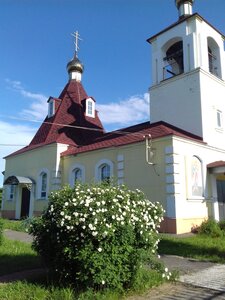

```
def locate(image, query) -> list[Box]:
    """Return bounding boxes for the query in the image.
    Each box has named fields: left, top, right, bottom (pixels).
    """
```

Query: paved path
left=3, top=229, right=33, bottom=243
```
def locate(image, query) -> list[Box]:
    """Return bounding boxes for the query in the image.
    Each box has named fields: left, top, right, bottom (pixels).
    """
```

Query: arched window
left=73, top=168, right=82, bottom=185
left=163, top=40, right=184, bottom=80
left=40, top=172, right=47, bottom=198
left=207, top=37, right=221, bottom=78
left=38, top=169, right=49, bottom=199
left=100, top=164, right=110, bottom=182
left=69, top=164, right=85, bottom=187
left=85, top=97, right=95, bottom=118
left=191, top=156, right=203, bottom=197
left=95, top=159, right=113, bottom=183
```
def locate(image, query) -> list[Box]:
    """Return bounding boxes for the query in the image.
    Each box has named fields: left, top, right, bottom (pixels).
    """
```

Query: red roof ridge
left=61, top=121, right=203, bottom=157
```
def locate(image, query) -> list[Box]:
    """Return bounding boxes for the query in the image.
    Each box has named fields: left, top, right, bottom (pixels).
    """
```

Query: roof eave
left=147, top=13, right=225, bottom=44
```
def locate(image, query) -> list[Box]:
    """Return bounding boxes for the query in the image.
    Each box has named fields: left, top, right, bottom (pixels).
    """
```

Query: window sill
left=187, top=197, right=205, bottom=202
left=215, top=127, right=223, bottom=133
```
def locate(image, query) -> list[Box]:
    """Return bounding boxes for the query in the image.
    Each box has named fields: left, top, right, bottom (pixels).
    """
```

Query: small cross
left=71, top=31, right=82, bottom=57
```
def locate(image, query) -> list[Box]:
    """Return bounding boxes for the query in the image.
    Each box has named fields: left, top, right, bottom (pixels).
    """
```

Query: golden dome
left=67, top=56, right=84, bottom=74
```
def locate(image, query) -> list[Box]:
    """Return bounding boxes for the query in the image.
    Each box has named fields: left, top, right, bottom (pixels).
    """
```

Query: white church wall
left=150, top=69, right=203, bottom=137
left=169, top=136, right=225, bottom=233
left=199, top=69, right=225, bottom=148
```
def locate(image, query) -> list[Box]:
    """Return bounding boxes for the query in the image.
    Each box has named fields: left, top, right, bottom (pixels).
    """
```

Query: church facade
left=2, top=1, right=225, bottom=234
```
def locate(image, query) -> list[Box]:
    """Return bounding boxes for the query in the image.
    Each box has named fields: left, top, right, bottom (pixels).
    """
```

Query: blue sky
left=0, top=0, right=225, bottom=186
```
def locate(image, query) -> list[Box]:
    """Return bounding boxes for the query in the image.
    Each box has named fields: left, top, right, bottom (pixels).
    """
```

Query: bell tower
left=148, top=0, right=225, bottom=148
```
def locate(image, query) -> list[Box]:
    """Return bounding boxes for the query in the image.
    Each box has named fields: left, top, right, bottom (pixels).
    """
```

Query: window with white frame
left=95, top=159, right=113, bottom=183
left=85, top=98, right=95, bottom=118
left=216, top=110, right=223, bottom=128
left=48, top=99, right=55, bottom=118
left=100, top=164, right=110, bottom=182
left=41, top=172, right=47, bottom=198
left=69, top=164, right=85, bottom=187
left=8, top=185, right=15, bottom=200
left=73, top=168, right=82, bottom=185
left=38, top=170, right=48, bottom=199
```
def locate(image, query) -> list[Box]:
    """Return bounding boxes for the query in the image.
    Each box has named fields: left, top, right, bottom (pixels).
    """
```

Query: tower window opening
left=207, top=37, right=221, bottom=79
left=163, top=41, right=184, bottom=80
left=208, top=47, right=218, bottom=77
left=217, top=110, right=223, bottom=128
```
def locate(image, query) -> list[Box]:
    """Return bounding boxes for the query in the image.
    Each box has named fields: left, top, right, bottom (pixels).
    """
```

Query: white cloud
left=5, top=79, right=48, bottom=120
left=97, top=93, right=150, bottom=128
left=0, top=120, right=37, bottom=186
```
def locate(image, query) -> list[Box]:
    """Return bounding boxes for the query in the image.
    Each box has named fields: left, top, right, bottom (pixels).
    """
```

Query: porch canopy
left=4, top=175, right=34, bottom=185
left=207, top=161, right=225, bottom=174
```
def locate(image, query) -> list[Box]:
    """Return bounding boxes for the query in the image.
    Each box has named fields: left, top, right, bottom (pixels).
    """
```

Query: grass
left=0, top=237, right=42, bottom=276
left=0, top=237, right=165, bottom=299
left=158, top=234, right=225, bottom=263
left=0, top=218, right=28, bottom=232
left=0, top=281, right=124, bottom=300
left=0, top=268, right=164, bottom=300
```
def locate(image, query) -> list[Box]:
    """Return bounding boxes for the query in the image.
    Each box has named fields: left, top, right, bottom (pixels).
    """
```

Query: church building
left=2, top=0, right=225, bottom=234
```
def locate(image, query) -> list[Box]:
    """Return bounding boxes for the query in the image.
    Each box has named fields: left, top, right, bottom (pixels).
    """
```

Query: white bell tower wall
left=149, top=13, right=225, bottom=148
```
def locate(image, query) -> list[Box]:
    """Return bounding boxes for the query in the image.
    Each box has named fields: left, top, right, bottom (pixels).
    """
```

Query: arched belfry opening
left=207, top=37, right=221, bottom=78
left=163, top=40, right=184, bottom=80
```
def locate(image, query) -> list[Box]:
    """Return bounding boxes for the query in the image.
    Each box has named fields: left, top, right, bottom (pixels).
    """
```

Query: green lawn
left=1, top=218, right=28, bottom=232
left=0, top=237, right=42, bottom=276
left=0, top=237, right=164, bottom=300
left=159, top=234, right=225, bottom=263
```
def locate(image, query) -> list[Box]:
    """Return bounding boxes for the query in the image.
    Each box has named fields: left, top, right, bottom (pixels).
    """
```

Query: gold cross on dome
left=71, top=31, right=82, bottom=57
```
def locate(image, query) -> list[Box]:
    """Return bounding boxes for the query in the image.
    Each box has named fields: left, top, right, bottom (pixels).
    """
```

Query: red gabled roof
left=207, top=161, right=225, bottom=168
left=61, top=121, right=203, bottom=157
left=6, top=80, right=105, bottom=158
left=30, top=80, right=104, bottom=146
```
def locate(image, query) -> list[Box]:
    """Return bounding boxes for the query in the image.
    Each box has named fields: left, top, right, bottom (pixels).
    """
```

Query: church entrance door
left=21, top=187, right=30, bottom=218
left=216, top=180, right=225, bottom=220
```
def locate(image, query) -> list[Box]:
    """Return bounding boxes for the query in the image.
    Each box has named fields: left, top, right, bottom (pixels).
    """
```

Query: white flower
left=102, top=280, right=105, bottom=285
left=92, top=231, right=98, bottom=236
left=165, top=267, right=168, bottom=272
left=60, top=211, right=65, bottom=216
left=98, top=247, right=102, bottom=252
left=65, top=202, right=69, bottom=206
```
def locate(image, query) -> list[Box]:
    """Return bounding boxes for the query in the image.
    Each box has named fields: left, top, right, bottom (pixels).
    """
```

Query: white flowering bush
left=29, top=183, right=164, bottom=290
